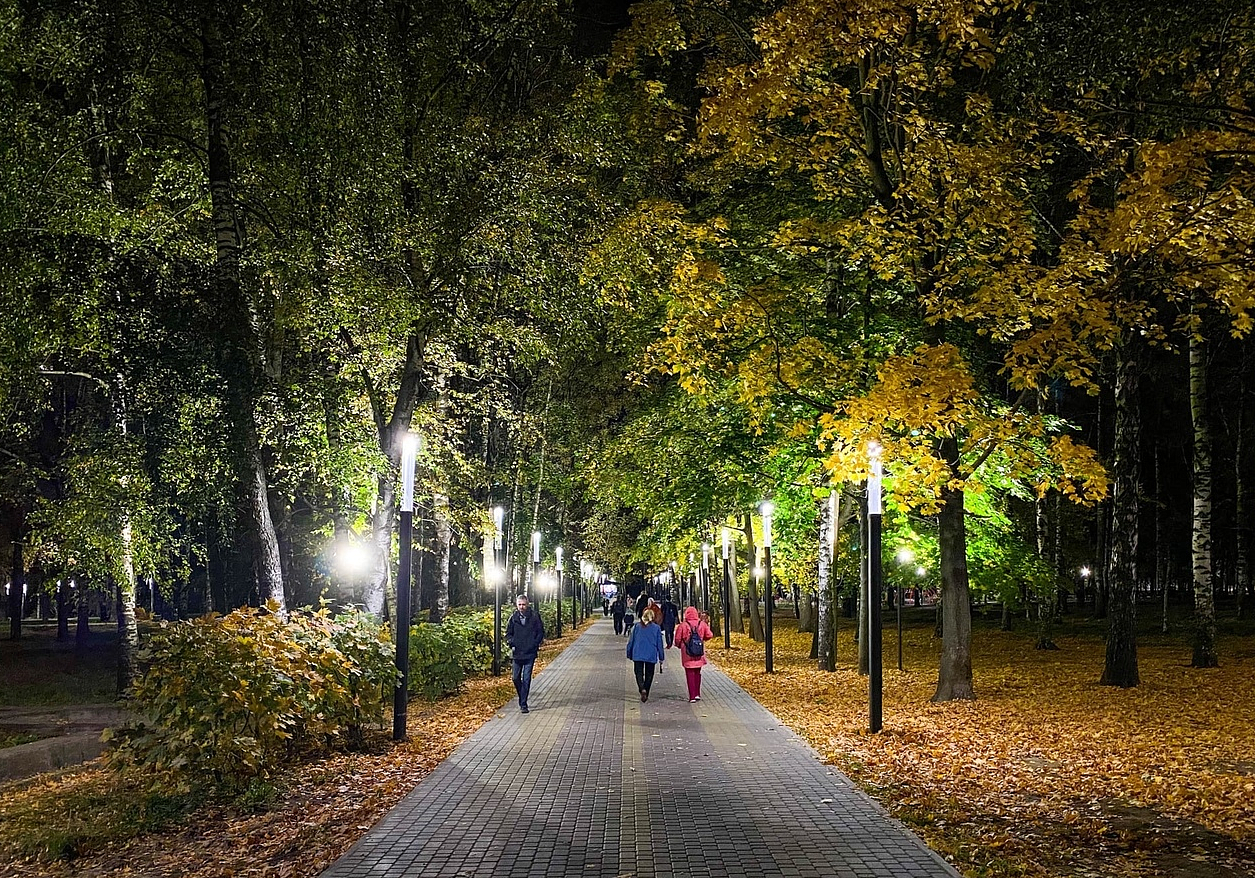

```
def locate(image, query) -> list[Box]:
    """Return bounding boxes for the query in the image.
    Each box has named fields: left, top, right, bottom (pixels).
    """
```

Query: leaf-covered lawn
left=716, top=620, right=1255, bottom=878
left=3, top=617, right=1252, bottom=878
left=0, top=624, right=586, bottom=878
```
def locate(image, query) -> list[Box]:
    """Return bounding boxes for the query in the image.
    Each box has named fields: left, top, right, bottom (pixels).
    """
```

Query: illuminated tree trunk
left=1189, top=332, right=1218, bottom=667
left=200, top=16, right=286, bottom=616
left=1237, top=368, right=1249, bottom=621
left=742, top=513, right=763, bottom=641
left=431, top=493, right=452, bottom=623
left=1101, top=345, right=1141, bottom=687
left=8, top=541, right=22, bottom=640
left=817, top=491, right=836, bottom=671
left=933, top=445, right=974, bottom=701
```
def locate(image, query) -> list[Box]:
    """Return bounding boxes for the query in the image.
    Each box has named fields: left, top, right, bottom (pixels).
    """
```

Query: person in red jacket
left=674, top=606, right=714, bottom=703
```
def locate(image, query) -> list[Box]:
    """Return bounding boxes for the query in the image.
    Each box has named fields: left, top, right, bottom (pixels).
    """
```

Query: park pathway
left=320, top=616, right=959, bottom=878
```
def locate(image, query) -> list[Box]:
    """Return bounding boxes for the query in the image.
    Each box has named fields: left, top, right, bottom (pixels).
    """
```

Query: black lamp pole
left=722, top=534, right=732, bottom=649
left=394, top=434, right=418, bottom=741
left=492, top=506, right=504, bottom=677
left=762, top=503, right=774, bottom=674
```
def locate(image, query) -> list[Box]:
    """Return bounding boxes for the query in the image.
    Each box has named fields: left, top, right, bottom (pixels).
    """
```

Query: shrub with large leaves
left=105, top=606, right=395, bottom=789
left=407, top=610, right=494, bottom=701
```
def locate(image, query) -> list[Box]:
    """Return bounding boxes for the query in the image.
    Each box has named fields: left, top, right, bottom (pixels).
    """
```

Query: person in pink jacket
left=674, top=606, right=714, bottom=703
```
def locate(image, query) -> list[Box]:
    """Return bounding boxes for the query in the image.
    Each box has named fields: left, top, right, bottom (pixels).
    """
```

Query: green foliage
left=407, top=610, right=494, bottom=701
left=105, top=605, right=396, bottom=789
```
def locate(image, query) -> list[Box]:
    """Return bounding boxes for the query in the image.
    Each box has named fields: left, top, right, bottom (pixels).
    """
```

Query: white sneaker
left=689, top=698, right=696, bottom=703
left=694, top=696, right=701, bottom=701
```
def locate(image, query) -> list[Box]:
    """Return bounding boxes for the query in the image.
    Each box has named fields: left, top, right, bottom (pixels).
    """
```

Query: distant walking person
left=626, top=607, right=665, bottom=702
left=660, top=593, right=679, bottom=648
left=675, top=606, right=714, bottom=703
left=506, top=594, right=544, bottom=714
left=612, top=595, right=626, bottom=635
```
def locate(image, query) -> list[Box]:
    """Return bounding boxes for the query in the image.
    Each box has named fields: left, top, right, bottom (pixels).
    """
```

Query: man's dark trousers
left=512, top=658, right=535, bottom=709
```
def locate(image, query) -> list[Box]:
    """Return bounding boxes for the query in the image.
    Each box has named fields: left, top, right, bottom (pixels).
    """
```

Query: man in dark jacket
left=505, top=593, right=544, bottom=713
left=660, top=593, right=679, bottom=648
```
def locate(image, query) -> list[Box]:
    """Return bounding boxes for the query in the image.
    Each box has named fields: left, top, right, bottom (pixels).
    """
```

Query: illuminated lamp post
left=492, top=505, right=505, bottom=676
left=762, top=501, right=774, bottom=674
left=394, top=432, right=419, bottom=741
left=554, top=546, right=563, bottom=638
left=721, top=528, right=732, bottom=649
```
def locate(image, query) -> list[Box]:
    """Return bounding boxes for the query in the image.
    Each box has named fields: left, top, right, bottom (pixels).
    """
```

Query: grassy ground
left=0, top=625, right=118, bottom=707
left=716, top=603, right=1255, bottom=878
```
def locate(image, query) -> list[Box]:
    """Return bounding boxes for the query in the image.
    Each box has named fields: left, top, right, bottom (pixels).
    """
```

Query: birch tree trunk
left=742, top=513, right=763, bottom=641
left=431, top=493, right=452, bottom=622
left=817, top=490, right=837, bottom=671
left=1189, top=331, right=1218, bottom=667
left=1237, top=367, right=1249, bottom=621
left=8, top=541, right=22, bottom=640
left=1101, top=343, right=1141, bottom=687
left=200, top=16, right=286, bottom=615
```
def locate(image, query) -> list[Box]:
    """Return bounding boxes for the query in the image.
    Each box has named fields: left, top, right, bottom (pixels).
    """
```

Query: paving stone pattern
left=320, top=617, right=959, bottom=878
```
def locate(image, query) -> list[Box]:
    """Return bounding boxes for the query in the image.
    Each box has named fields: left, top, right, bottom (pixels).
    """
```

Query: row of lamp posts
left=393, top=436, right=887, bottom=740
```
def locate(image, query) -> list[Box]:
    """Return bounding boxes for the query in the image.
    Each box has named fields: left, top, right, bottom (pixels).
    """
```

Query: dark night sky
left=569, top=0, right=634, bottom=57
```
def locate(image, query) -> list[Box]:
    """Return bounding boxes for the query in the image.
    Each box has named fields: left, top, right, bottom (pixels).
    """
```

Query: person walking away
left=612, top=595, right=626, bottom=635
left=626, top=607, right=665, bottom=702
left=506, top=594, right=544, bottom=713
left=623, top=604, right=635, bottom=637
left=675, top=606, right=713, bottom=703
left=660, top=593, right=679, bottom=648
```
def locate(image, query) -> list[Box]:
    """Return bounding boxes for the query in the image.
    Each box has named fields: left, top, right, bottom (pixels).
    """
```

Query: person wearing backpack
left=675, top=606, right=714, bottom=703
left=626, top=607, right=665, bottom=702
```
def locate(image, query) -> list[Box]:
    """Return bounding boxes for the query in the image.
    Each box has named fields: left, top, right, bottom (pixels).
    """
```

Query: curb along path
left=320, top=617, right=959, bottom=878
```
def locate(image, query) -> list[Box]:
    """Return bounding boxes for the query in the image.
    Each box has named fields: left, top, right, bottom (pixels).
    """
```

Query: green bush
left=407, top=610, right=495, bottom=700
left=105, top=605, right=396, bottom=789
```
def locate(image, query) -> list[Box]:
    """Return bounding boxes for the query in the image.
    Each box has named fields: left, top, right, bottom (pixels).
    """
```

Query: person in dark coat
left=505, top=594, right=544, bottom=713
left=611, top=594, right=626, bottom=635
left=660, top=593, right=679, bottom=648
left=626, top=607, right=665, bottom=702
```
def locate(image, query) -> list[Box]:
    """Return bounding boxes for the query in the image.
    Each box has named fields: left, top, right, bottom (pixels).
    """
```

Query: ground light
left=394, top=431, right=419, bottom=742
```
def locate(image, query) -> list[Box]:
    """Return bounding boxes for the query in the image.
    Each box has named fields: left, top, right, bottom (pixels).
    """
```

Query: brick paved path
left=320, top=617, right=959, bottom=878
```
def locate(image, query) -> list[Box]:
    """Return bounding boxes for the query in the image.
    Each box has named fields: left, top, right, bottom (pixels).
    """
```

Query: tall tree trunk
left=75, top=577, right=91, bottom=649
left=200, top=16, right=286, bottom=615
left=8, top=541, right=22, bottom=640
left=1094, top=388, right=1109, bottom=619
left=933, top=446, right=975, bottom=701
left=1237, top=366, right=1249, bottom=621
left=817, top=490, right=837, bottom=671
left=1189, top=331, right=1218, bottom=667
left=361, top=332, right=429, bottom=616
left=741, top=513, right=763, bottom=641
left=727, top=533, right=742, bottom=633
left=1155, top=439, right=1169, bottom=633
left=431, top=493, right=452, bottom=622
left=1101, top=344, right=1141, bottom=687
left=112, top=377, right=139, bottom=693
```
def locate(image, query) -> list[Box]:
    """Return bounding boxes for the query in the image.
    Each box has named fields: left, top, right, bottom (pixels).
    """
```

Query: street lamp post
left=555, top=546, right=563, bottom=638
left=492, top=505, right=505, bottom=677
left=394, top=432, right=418, bottom=741
left=531, top=531, right=541, bottom=596
left=867, top=443, right=884, bottom=733
left=762, top=501, right=774, bottom=674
